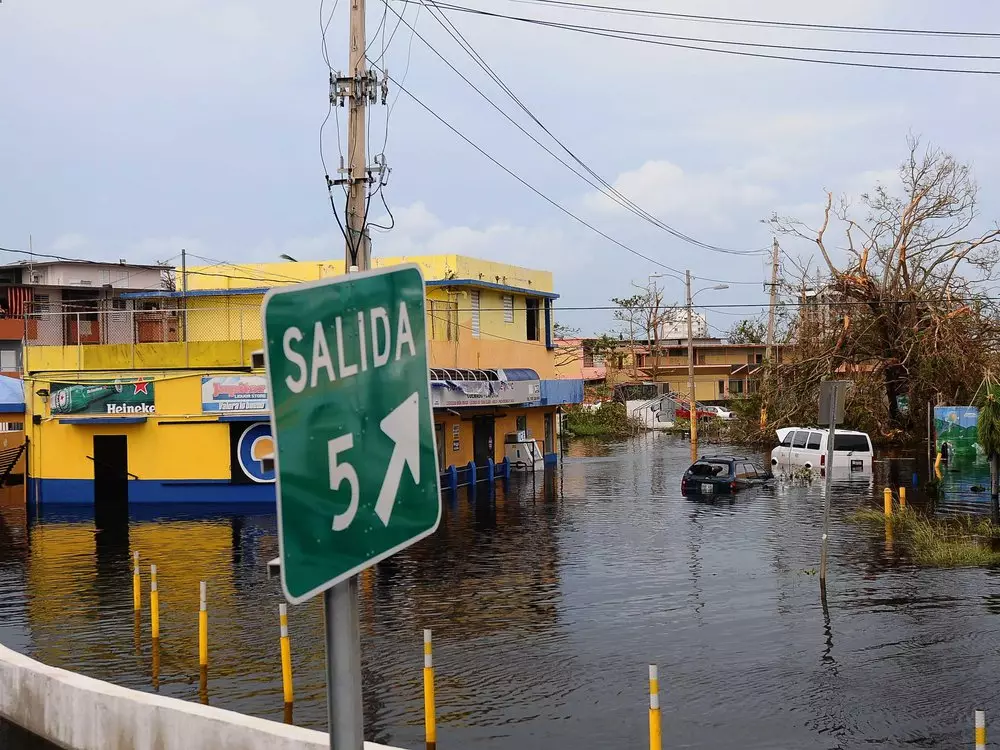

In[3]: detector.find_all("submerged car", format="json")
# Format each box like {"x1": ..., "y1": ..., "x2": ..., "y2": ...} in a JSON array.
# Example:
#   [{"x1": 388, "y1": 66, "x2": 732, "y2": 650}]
[
  {"x1": 681, "y1": 455, "x2": 773, "y2": 495},
  {"x1": 770, "y1": 427, "x2": 874, "y2": 474}
]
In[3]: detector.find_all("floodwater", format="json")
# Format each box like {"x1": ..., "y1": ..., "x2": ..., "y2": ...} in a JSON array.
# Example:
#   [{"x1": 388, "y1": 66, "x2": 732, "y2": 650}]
[{"x1": 2, "y1": 435, "x2": 1000, "y2": 749}]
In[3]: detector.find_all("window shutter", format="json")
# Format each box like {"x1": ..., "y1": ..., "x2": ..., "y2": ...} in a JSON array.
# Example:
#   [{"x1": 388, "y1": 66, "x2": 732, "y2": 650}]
[
  {"x1": 503, "y1": 294, "x2": 514, "y2": 323},
  {"x1": 470, "y1": 290, "x2": 480, "y2": 338}
]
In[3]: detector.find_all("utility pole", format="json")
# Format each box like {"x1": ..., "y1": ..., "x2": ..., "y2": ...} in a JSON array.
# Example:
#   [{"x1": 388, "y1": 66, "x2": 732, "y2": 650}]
[
  {"x1": 765, "y1": 237, "x2": 779, "y2": 363},
  {"x1": 324, "y1": 0, "x2": 385, "y2": 747},
  {"x1": 345, "y1": 0, "x2": 370, "y2": 272},
  {"x1": 687, "y1": 270, "x2": 698, "y2": 463}
]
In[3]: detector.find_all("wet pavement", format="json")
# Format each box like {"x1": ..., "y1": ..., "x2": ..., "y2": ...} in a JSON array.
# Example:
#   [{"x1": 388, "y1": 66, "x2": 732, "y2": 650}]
[{"x1": 1, "y1": 434, "x2": 999, "y2": 749}]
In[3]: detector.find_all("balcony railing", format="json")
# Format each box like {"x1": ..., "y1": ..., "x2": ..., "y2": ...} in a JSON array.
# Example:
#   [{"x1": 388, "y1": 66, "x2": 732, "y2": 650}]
[{"x1": 24, "y1": 305, "x2": 262, "y2": 372}]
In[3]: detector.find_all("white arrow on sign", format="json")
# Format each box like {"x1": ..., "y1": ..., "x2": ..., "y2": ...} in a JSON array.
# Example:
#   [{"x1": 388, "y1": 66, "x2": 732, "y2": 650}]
[{"x1": 374, "y1": 391, "x2": 421, "y2": 526}]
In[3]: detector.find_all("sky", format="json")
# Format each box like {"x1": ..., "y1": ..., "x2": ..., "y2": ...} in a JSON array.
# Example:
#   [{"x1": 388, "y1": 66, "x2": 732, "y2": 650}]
[{"x1": 3, "y1": 0, "x2": 1000, "y2": 335}]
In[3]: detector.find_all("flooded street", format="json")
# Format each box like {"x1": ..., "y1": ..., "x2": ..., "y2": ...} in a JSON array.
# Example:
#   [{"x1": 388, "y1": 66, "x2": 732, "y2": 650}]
[{"x1": 3, "y1": 434, "x2": 1000, "y2": 749}]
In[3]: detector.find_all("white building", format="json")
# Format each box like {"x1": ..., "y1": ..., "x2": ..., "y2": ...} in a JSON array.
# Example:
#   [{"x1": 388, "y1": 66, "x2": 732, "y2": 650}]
[{"x1": 657, "y1": 310, "x2": 708, "y2": 340}]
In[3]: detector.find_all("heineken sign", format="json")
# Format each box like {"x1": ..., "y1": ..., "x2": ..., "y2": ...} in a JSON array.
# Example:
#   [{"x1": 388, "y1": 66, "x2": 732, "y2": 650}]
[{"x1": 50, "y1": 380, "x2": 155, "y2": 416}]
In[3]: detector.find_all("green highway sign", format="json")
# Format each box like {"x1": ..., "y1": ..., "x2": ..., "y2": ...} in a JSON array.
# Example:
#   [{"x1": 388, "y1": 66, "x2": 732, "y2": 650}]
[{"x1": 262, "y1": 264, "x2": 441, "y2": 604}]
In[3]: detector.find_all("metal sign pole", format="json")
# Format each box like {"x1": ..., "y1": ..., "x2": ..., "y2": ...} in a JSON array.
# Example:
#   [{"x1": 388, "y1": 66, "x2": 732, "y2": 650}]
[
  {"x1": 819, "y1": 385, "x2": 837, "y2": 582},
  {"x1": 325, "y1": 577, "x2": 364, "y2": 749}
]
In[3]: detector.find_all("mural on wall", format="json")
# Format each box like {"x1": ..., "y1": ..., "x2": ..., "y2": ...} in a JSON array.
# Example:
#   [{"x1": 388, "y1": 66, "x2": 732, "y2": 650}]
[
  {"x1": 934, "y1": 405, "x2": 981, "y2": 457},
  {"x1": 202, "y1": 375, "x2": 268, "y2": 413},
  {"x1": 229, "y1": 422, "x2": 275, "y2": 484},
  {"x1": 50, "y1": 379, "x2": 155, "y2": 416}
]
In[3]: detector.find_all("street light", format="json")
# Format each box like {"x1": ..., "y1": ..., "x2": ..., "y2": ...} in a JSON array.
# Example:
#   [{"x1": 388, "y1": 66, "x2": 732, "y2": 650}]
[{"x1": 686, "y1": 271, "x2": 729, "y2": 463}]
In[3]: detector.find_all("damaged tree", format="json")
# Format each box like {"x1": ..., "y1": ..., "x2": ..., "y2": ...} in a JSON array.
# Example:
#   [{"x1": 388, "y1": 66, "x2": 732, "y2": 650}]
[{"x1": 765, "y1": 138, "x2": 1000, "y2": 439}]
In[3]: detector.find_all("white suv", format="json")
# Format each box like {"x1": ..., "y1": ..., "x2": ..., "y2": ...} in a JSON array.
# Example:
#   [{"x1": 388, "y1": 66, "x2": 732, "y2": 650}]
[{"x1": 771, "y1": 427, "x2": 874, "y2": 473}]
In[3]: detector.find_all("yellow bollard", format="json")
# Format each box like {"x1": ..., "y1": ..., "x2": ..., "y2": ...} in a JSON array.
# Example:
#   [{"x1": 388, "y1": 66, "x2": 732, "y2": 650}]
[
  {"x1": 198, "y1": 581, "x2": 208, "y2": 668},
  {"x1": 279, "y1": 604, "x2": 294, "y2": 706},
  {"x1": 883, "y1": 487, "x2": 893, "y2": 517},
  {"x1": 132, "y1": 551, "x2": 141, "y2": 612},
  {"x1": 898, "y1": 486, "x2": 906, "y2": 510},
  {"x1": 976, "y1": 710, "x2": 986, "y2": 750},
  {"x1": 150, "y1": 564, "x2": 160, "y2": 641},
  {"x1": 648, "y1": 664, "x2": 662, "y2": 750},
  {"x1": 423, "y1": 629, "x2": 437, "y2": 750}
]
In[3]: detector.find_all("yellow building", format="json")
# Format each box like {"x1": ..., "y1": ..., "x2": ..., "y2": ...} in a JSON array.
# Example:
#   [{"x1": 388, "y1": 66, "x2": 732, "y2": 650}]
[{"x1": 25, "y1": 255, "x2": 582, "y2": 506}]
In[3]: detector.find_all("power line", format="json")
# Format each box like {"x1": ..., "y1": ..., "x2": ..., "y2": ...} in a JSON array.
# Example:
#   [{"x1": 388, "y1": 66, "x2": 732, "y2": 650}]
[
  {"x1": 420, "y1": 2, "x2": 1000, "y2": 76},
  {"x1": 432, "y1": 4, "x2": 1000, "y2": 61},
  {"x1": 392, "y1": 0, "x2": 764, "y2": 257},
  {"x1": 4, "y1": 245, "x2": 996, "y2": 315},
  {"x1": 495, "y1": 0, "x2": 1000, "y2": 40},
  {"x1": 366, "y1": 63, "x2": 758, "y2": 285}
]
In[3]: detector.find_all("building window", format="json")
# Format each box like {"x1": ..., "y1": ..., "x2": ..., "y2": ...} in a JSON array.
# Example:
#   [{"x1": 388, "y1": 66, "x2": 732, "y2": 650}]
[
  {"x1": 755, "y1": 353, "x2": 764, "y2": 364},
  {"x1": 0, "y1": 350, "x2": 17, "y2": 371},
  {"x1": 470, "y1": 290, "x2": 480, "y2": 338},
  {"x1": 503, "y1": 294, "x2": 514, "y2": 323},
  {"x1": 525, "y1": 298, "x2": 539, "y2": 341},
  {"x1": 516, "y1": 415, "x2": 527, "y2": 433},
  {"x1": 729, "y1": 379, "x2": 745, "y2": 395},
  {"x1": 718, "y1": 379, "x2": 726, "y2": 396},
  {"x1": 583, "y1": 350, "x2": 594, "y2": 368},
  {"x1": 668, "y1": 348, "x2": 684, "y2": 357}
]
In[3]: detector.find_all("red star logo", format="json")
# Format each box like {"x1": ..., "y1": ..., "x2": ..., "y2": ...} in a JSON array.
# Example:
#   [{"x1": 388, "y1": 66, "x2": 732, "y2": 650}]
[{"x1": 133, "y1": 379, "x2": 150, "y2": 395}]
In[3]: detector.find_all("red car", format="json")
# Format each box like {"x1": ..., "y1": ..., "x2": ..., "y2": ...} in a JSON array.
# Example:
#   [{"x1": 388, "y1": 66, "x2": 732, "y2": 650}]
[{"x1": 675, "y1": 407, "x2": 715, "y2": 420}]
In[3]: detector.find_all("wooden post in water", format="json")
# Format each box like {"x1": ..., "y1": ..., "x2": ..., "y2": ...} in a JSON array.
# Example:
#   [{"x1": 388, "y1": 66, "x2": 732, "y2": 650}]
[
  {"x1": 883, "y1": 488, "x2": 893, "y2": 517},
  {"x1": 423, "y1": 629, "x2": 437, "y2": 750},
  {"x1": 898, "y1": 486, "x2": 906, "y2": 510},
  {"x1": 648, "y1": 665, "x2": 662, "y2": 750}
]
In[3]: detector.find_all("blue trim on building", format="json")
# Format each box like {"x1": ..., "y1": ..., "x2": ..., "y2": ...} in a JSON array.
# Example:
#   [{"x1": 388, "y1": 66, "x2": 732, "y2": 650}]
[
  {"x1": 0, "y1": 403, "x2": 24, "y2": 414},
  {"x1": 58, "y1": 417, "x2": 148, "y2": 425},
  {"x1": 538, "y1": 379, "x2": 584, "y2": 406},
  {"x1": 426, "y1": 279, "x2": 559, "y2": 299},
  {"x1": 217, "y1": 414, "x2": 270, "y2": 423},
  {"x1": 30, "y1": 478, "x2": 275, "y2": 505}
]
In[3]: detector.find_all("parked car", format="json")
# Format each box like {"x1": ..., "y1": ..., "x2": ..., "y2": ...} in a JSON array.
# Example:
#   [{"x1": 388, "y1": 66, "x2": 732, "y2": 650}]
[
  {"x1": 681, "y1": 455, "x2": 773, "y2": 495},
  {"x1": 770, "y1": 427, "x2": 874, "y2": 473},
  {"x1": 675, "y1": 407, "x2": 716, "y2": 420},
  {"x1": 701, "y1": 405, "x2": 735, "y2": 420}
]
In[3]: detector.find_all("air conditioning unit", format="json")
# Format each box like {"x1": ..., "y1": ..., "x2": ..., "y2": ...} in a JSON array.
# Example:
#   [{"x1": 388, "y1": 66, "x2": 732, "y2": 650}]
[
  {"x1": 251, "y1": 350, "x2": 265, "y2": 369},
  {"x1": 29, "y1": 272, "x2": 42, "y2": 284}
]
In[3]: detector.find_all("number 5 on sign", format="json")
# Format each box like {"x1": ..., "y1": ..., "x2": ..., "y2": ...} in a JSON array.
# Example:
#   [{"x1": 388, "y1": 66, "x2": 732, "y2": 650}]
[
  {"x1": 263, "y1": 263, "x2": 441, "y2": 605},
  {"x1": 329, "y1": 434, "x2": 359, "y2": 532}
]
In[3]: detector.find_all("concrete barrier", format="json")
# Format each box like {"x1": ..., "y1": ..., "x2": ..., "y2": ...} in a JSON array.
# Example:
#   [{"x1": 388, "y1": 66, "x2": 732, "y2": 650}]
[{"x1": 0, "y1": 643, "x2": 402, "y2": 750}]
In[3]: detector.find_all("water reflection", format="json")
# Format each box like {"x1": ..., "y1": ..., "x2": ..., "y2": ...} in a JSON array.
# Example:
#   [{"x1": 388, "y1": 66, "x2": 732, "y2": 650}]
[{"x1": 2, "y1": 436, "x2": 1000, "y2": 748}]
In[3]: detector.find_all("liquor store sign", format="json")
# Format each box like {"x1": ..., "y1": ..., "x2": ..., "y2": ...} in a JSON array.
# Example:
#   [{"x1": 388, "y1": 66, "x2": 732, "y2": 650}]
[
  {"x1": 50, "y1": 380, "x2": 155, "y2": 416},
  {"x1": 202, "y1": 375, "x2": 268, "y2": 413}
]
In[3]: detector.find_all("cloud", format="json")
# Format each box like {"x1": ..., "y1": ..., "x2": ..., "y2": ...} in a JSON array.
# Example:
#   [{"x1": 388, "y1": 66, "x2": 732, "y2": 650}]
[
  {"x1": 581, "y1": 160, "x2": 778, "y2": 227},
  {"x1": 50, "y1": 234, "x2": 90, "y2": 253}
]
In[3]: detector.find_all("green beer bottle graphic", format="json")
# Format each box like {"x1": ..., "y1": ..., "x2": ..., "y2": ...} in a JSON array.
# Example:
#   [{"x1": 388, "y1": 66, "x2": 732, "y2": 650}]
[{"x1": 51, "y1": 384, "x2": 119, "y2": 415}]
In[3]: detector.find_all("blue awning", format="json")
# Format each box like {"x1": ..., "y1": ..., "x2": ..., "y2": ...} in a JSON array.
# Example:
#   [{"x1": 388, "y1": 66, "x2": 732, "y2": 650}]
[{"x1": 0, "y1": 375, "x2": 25, "y2": 413}]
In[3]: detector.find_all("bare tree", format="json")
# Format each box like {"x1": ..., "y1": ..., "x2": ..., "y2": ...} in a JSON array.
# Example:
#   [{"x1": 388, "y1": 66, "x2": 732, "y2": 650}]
[
  {"x1": 765, "y1": 138, "x2": 1000, "y2": 436},
  {"x1": 612, "y1": 282, "x2": 678, "y2": 380}
]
